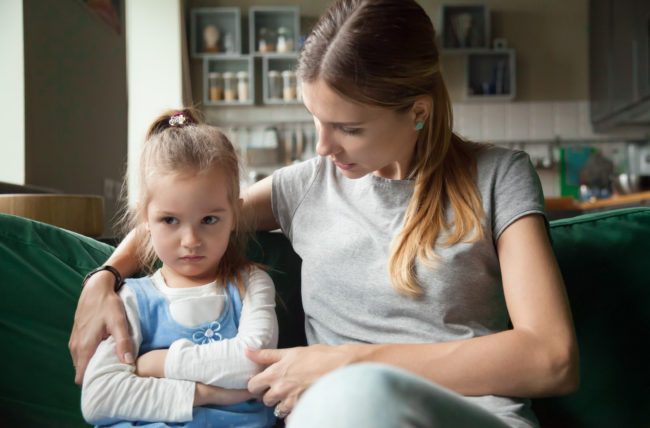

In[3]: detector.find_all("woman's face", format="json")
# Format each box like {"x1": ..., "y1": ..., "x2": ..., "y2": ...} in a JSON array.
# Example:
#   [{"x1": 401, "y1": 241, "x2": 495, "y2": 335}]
[{"x1": 301, "y1": 79, "x2": 420, "y2": 180}]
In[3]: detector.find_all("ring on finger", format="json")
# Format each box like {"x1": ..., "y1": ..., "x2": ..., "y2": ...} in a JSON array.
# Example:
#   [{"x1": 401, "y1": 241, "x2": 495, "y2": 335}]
[{"x1": 273, "y1": 405, "x2": 290, "y2": 419}]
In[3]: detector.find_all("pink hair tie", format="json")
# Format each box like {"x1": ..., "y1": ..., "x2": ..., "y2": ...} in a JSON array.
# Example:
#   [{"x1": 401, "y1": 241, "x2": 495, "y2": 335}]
[{"x1": 168, "y1": 112, "x2": 193, "y2": 127}]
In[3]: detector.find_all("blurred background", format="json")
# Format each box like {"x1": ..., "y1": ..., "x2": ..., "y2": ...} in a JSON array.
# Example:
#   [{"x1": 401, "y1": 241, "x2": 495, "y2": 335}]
[{"x1": 1, "y1": 0, "x2": 649, "y2": 237}]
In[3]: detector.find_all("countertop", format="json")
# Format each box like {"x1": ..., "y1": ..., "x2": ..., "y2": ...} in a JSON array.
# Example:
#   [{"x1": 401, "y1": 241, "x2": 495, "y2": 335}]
[{"x1": 545, "y1": 191, "x2": 650, "y2": 219}]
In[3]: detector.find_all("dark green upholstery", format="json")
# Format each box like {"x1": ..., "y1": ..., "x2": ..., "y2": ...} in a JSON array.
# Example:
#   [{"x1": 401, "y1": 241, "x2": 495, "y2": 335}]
[{"x1": 0, "y1": 208, "x2": 648, "y2": 427}]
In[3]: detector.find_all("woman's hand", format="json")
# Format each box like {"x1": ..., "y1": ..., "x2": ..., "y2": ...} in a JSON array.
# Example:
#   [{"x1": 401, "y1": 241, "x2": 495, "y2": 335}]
[
  {"x1": 246, "y1": 345, "x2": 355, "y2": 414},
  {"x1": 68, "y1": 270, "x2": 134, "y2": 385},
  {"x1": 194, "y1": 383, "x2": 254, "y2": 407},
  {"x1": 135, "y1": 349, "x2": 168, "y2": 378}
]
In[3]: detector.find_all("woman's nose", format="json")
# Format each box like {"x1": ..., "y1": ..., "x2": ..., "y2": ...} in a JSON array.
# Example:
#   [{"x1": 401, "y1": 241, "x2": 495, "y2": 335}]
[{"x1": 316, "y1": 125, "x2": 340, "y2": 157}]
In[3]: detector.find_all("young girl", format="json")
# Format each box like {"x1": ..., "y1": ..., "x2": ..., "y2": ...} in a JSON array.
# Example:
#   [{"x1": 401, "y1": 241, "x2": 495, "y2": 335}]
[{"x1": 81, "y1": 110, "x2": 278, "y2": 427}]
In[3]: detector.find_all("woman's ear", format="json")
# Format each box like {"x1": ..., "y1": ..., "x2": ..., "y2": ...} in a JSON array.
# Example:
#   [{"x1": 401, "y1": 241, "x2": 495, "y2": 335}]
[{"x1": 411, "y1": 96, "x2": 432, "y2": 126}]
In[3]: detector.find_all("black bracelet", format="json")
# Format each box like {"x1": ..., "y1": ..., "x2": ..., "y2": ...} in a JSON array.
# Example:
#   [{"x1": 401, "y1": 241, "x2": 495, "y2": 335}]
[{"x1": 82, "y1": 265, "x2": 124, "y2": 292}]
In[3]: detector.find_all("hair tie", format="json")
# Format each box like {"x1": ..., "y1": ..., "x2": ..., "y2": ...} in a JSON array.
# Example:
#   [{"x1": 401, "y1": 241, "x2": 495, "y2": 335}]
[{"x1": 168, "y1": 112, "x2": 193, "y2": 127}]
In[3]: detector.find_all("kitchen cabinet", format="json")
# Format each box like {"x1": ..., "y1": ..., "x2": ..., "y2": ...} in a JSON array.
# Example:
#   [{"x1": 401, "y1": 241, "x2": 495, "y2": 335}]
[{"x1": 589, "y1": 0, "x2": 650, "y2": 130}]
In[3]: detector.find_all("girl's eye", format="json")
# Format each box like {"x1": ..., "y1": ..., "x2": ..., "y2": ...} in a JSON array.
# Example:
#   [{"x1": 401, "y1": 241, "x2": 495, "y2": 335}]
[
  {"x1": 202, "y1": 216, "x2": 219, "y2": 225},
  {"x1": 162, "y1": 217, "x2": 178, "y2": 225}
]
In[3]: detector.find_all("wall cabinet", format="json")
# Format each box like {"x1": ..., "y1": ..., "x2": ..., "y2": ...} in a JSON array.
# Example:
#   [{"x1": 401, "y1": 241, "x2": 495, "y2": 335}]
[
  {"x1": 466, "y1": 50, "x2": 515, "y2": 100},
  {"x1": 190, "y1": 8, "x2": 241, "y2": 57},
  {"x1": 589, "y1": 0, "x2": 650, "y2": 130},
  {"x1": 191, "y1": 6, "x2": 301, "y2": 107},
  {"x1": 249, "y1": 7, "x2": 300, "y2": 56},
  {"x1": 440, "y1": 3, "x2": 515, "y2": 101}
]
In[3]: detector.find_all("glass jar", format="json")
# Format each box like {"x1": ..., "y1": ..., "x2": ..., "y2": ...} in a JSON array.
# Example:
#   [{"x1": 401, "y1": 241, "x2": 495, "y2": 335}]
[
  {"x1": 268, "y1": 70, "x2": 282, "y2": 100},
  {"x1": 236, "y1": 71, "x2": 249, "y2": 102},
  {"x1": 222, "y1": 72, "x2": 237, "y2": 102},
  {"x1": 282, "y1": 70, "x2": 297, "y2": 101},
  {"x1": 208, "y1": 72, "x2": 222, "y2": 101},
  {"x1": 276, "y1": 27, "x2": 293, "y2": 53},
  {"x1": 258, "y1": 27, "x2": 270, "y2": 53}
]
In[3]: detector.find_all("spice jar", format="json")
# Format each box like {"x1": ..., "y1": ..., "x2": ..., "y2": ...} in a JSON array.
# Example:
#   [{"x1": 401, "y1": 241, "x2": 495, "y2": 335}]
[
  {"x1": 282, "y1": 70, "x2": 297, "y2": 101},
  {"x1": 222, "y1": 72, "x2": 237, "y2": 102},
  {"x1": 208, "y1": 72, "x2": 222, "y2": 101},
  {"x1": 236, "y1": 71, "x2": 249, "y2": 102},
  {"x1": 276, "y1": 27, "x2": 293, "y2": 53},
  {"x1": 268, "y1": 70, "x2": 282, "y2": 100}
]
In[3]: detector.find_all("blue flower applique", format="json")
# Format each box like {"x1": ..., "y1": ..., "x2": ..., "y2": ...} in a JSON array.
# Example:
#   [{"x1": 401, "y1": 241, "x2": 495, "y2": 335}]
[{"x1": 192, "y1": 321, "x2": 223, "y2": 344}]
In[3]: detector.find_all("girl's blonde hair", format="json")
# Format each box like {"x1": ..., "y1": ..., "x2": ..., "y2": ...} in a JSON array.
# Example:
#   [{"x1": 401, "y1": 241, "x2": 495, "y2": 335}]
[
  {"x1": 120, "y1": 108, "x2": 252, "y2": 294},
  {"x1": 298, "y1": 0, "x2": 486, "y2": 297}
]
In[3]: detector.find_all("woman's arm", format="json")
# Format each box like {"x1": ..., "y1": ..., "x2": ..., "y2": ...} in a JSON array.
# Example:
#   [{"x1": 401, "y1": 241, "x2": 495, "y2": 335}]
[
  {"x1": 242, "y1": 175, "x2": 279, "y2": 231},
  {"x1": 141, "y1": 268, "x2": 278, "y2": 389},
  {"x1": 69, "y1": 230, "x2": 140, "y2": 385},
  {"x1": 247, "y1": 214, "x2": 579, "y2": 410}
]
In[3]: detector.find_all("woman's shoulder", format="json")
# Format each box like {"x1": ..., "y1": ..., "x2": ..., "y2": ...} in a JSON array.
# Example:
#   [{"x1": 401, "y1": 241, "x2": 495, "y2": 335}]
[{"x1": 472, "y1": 143, "x2": 530, "y2": 168}]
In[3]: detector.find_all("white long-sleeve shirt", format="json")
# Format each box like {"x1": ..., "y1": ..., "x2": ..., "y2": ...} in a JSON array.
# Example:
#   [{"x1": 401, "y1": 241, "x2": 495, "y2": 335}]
[{"x1": 81, "y1": 267, "x2": 278, "y2": 425}]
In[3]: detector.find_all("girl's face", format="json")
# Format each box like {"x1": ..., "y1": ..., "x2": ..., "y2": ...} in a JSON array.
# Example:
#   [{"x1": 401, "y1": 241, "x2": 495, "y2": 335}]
[
  {"x1": 302, "y1": 78, "x2": 420, "y2": 180},
  {"x1": 144, "y1": 168, "x2": 236, "y2": 288}
]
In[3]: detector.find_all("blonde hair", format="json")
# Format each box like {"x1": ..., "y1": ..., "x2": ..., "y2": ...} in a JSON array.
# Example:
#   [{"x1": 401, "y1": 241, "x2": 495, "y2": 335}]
[
  {"x1": 120, "y1": 108, "x2": 252, "y2": 294},
  {"x1": 298, "y1": 0, "x2": 486, "y2": 297}
]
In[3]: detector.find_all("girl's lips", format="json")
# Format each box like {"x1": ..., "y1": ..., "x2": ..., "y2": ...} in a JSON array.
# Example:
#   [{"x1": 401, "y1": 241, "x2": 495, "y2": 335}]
[
  {"x1": 180, "y1": 256, "x2": 204, "y2": 262},
  {"x1": 334, "y1": 161, "x2": 356, "y2": 171}
]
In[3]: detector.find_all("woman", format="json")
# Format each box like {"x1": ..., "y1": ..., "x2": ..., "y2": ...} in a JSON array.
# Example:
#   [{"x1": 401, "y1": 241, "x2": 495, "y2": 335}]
[{"x1": 70, "y1": 0, "x2": 578, "y2": 426}]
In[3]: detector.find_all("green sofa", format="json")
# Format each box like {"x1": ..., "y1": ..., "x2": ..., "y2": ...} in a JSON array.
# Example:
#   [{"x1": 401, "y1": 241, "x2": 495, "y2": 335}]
[{"x1": 1, "y1": 208, "x2": 649, "y2": 427}]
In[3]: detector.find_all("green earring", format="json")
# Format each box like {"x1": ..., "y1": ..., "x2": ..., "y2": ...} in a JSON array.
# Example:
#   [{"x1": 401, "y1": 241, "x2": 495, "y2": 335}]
[{"x1": 415, "y1": 122, "x2": 424, "y2": 130}]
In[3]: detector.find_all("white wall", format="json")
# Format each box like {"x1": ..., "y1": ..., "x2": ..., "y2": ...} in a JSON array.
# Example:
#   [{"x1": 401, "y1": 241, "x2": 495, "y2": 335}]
[
  {"x1": 126, "y1": 0, "x2": 186, "y2": 204},
  {"x1": 0, "y1": 0, "x2": 25, "y2": 185}
]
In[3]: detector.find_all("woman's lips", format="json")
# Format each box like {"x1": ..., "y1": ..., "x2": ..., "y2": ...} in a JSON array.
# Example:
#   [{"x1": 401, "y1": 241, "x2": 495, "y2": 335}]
[{"x1": 334, "y1": 161, "x2": 356, "y2": 171}]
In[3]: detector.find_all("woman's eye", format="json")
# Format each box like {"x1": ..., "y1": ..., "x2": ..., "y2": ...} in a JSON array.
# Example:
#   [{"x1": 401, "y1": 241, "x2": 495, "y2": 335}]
[
  {"x1": 202, "y1": 216, "x2": 219, "y2": 225},
  {"x1": 162, "y1": 217, "x2": 178, "y2": 225},
  {"x1": 340, "y1": 127, "x2": 362, "y2": 136}
]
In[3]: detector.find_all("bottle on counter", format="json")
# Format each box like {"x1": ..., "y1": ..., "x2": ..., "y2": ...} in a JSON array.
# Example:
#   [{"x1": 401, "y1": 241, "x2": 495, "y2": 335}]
[
  {"x1": 208, "y1": 72, "x2": 222, "y2": 101},
  {"x1": 223, "y1": 72, "x2": 237, "y2": 102},
  {"x1": 268, "y1": 70, "x2": 282, "y2": 100},
  {"x1": 282, "y1": 70, "x2": 297, "y2": 101},
  {"x1": 236, "y1": 71, "x2": 249, "y2": 102}
]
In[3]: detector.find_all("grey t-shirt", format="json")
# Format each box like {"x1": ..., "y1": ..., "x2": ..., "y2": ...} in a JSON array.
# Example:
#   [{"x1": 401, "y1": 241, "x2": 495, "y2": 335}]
[{"x1": 272, "y1": 145, "x2": 545, "y2": 427}]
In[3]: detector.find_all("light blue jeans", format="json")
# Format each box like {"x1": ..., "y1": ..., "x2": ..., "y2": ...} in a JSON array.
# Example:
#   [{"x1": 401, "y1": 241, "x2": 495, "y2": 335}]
[{"x1": 287, "y1": 363, "x2": 513, "y2": 428}]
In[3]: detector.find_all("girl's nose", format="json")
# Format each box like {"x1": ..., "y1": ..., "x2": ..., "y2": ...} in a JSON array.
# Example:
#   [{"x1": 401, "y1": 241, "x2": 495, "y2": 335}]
[{"x1": 181, "y1": 226, "x2": 201, "y2": 248}]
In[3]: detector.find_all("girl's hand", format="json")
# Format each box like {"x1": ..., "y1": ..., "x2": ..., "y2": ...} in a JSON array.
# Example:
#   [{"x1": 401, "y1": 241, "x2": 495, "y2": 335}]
[
  {"x1": 194, "y1": 383, "x2": 254, "y2": 407},
  {"x1": 69, "y1": 271, "x2": 134, "y2": 385},
  {"x1": 135, "y1": 349, "x2": 168, "y2": 378},
  {"x1": 246, "y1": 345, "x2": 355, "y2": 414}
]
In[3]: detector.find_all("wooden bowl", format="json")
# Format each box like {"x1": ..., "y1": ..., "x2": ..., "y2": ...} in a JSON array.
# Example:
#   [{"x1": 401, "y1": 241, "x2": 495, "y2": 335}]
[{"x1": 0, "y1": 194, "x2": 104, "y2": 237}]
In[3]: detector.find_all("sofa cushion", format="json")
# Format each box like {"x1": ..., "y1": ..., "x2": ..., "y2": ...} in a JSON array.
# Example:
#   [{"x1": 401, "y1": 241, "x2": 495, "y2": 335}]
[{"x1": 0, "y1": 213, "x2": 113, "y2": 427}]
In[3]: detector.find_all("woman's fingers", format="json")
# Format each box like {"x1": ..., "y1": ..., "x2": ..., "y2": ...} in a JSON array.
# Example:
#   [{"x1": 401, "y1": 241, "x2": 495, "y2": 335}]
[{"x1": 69, "y1": 276, "x2": 134, "y2": 385}]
